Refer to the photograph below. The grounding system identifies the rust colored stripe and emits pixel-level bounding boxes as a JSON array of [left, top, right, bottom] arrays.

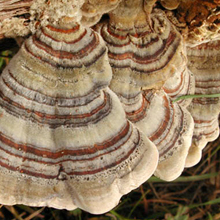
[[149, 95, 172, 142], [192, 98, 219, 105], [194, 119, 214, 124], [0, 133, 138, 178], [0, 88, 108, 120], [102, 25, 159, 49], [4, 72, 101, 107], [67, 137, 139, 176], [199, 129, 218, 136], [32, 32, 99, 60], [103, 33, 159, 49], [193, 129, 218, 141], [196, 79, 220, 83], [108, 31, 177, 64], [42, 27, 88, 44], [46, 24, 80, 34], [106, 26, 128, 40], [159, 107, 184, 157], [163, 69, 185, 94], [126, 95, 149, 123], [0, 121, 130, 159], [0, 156, 56, 179], [101, 31, 130, 48], [0, 122, 132, 165], [194, 124, 215, 129], [0, 126, 139, 178], [195, 84, 220, 89], [25, 38, 106, 68]]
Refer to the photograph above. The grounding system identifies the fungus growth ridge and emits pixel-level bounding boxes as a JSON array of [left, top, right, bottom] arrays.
[[0, 1, 159, 214], [95, 0, 194, 181], [1, 0, 220, 215]]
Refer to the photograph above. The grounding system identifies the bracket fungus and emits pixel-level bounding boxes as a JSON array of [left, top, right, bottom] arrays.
[[163, 64, 195, 108], [121, 89, 194, 181], [1, 0, 220, 215], [96, 5, 184, 91], [185, 40, 220, 167], [158, 0, 220, 167], [95, 0, 194, 181], [0, 0, 159, 214]]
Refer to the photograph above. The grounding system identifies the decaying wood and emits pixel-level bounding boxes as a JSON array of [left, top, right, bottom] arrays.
[[0, 0, 33, 40], [163, 0, 220, 45], [0, 0, 33, 21]]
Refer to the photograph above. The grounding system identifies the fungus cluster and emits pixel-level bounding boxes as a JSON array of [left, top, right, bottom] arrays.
[[0, 0, 219, 215], [161, 0, 220, 167]]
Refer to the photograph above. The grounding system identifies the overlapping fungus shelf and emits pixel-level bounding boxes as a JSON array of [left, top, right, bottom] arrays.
[[96, 0, 184, 92], [185, 40, 220, 167], [120, 89, 194, 181], [163, 65, 195, 108], [0, 18, 159, 214], [94, 0, 194, 181], [2, 0, 220, 215]]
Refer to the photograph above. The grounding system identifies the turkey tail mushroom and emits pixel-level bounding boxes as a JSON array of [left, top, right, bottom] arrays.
[[185, 40, 220, 167], [119, 89, 194, 181], [163, 65, 195, 108], [96, 7, 184, 91], [95, 2, 194, 181], [0, 13, 159, 214]]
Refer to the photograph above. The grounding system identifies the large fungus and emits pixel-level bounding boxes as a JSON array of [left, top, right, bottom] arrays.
[[1, 0, 220, 215], [163, 65, 195, 108], [96, 1, 184, 91], [0, 0, 159, 214], [185, 40, 220, 167], [95, 0, 194, 181], [121, 89, 194, 181]]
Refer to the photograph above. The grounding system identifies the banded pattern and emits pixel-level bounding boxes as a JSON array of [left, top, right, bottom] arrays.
[[185, 114, 219, 167], [163, 66, 195, 107], [94, 1, 194, 181], [96, 8, 184, 92], [185, 40, 220, 167], [0, 21, 159, 214], [119, 90, 194, 181]]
